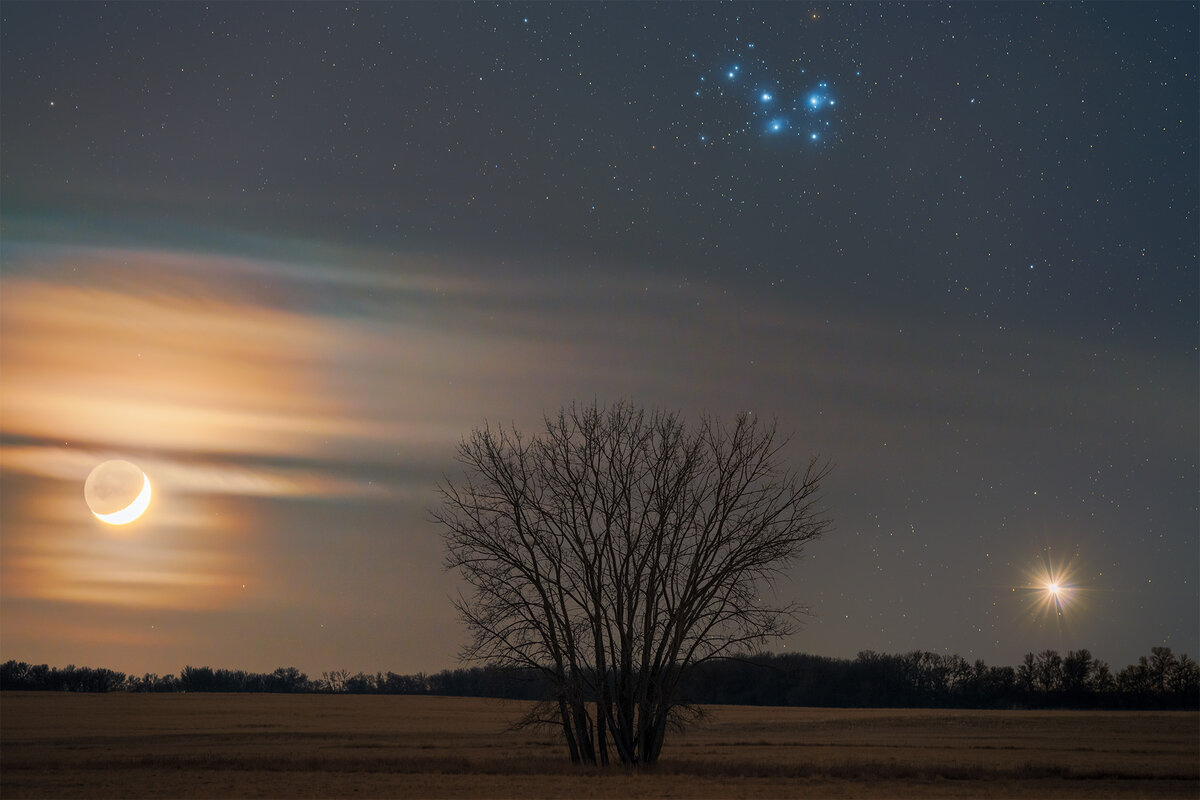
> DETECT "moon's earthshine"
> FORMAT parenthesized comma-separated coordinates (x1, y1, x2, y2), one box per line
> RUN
(84, 460, 151, 524)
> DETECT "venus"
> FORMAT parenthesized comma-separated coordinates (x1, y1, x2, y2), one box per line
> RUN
(84, 460, 151, 525)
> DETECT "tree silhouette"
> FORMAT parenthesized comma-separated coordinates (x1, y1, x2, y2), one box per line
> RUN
(1062, 649, 1093, 695)
(1034, 650, 1063, 692)
(1148, 646, 1177, 693)
(434, 401, 831, 765)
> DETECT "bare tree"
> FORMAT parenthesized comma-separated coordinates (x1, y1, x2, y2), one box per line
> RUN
(433, 401, 831, 766)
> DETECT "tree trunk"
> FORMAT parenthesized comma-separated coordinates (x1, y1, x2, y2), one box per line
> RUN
(593, 629, 610, 765)
(557, 696, 581, 764)
(596, 695, 609, 765)
(571, 699, 596, 764)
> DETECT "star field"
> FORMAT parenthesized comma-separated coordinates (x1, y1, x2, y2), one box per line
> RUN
(0, 2, 1195, 676)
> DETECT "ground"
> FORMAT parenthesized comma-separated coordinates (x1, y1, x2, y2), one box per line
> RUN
(2, 693, 1196, 798)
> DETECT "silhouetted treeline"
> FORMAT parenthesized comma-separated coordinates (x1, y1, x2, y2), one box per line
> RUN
(3, 646, 1196, 710)
(0, 662, 129, 693)
(0, 663, 311, 694)
(677, 647, 1199, 710)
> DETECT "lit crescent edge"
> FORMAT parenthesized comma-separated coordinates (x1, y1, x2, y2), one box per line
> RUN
(93, 473, 152, 525)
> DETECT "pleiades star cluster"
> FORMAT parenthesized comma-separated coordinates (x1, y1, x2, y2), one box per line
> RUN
(691, 42, 852, 147)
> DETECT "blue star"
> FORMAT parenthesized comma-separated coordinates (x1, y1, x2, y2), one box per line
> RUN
(806, 83, 835, 112)
(761, 92, 773, 102)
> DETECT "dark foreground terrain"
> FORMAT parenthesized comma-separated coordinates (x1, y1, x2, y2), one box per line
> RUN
(2, 692, 1196, 798)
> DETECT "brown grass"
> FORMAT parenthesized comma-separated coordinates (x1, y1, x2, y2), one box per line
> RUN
(2, 692, 1196, 798)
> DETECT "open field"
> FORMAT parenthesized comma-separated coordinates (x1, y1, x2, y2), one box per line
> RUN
(2, 693, 1197, 798)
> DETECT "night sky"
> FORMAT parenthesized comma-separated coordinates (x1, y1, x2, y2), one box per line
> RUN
(2, 2, 1196, 678)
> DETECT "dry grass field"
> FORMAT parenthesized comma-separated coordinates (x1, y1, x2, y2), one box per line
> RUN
(2, 692, 1196, 798)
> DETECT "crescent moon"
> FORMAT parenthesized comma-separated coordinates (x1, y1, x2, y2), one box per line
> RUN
(92, 473, 152, 525)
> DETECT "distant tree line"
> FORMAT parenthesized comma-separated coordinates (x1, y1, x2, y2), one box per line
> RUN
(0, 663, 313, 694)
(2, 646, 1196, 710)
(676, 647, 1199, 710)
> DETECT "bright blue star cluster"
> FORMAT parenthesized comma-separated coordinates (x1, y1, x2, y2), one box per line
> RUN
(692, 46, 841, 148)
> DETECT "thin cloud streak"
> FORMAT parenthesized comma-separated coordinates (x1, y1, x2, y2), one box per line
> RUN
(1, 446, 394, 500)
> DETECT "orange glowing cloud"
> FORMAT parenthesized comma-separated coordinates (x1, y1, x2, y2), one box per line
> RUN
(0, 274, 378, 457)
(0, 244, 560, 463)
